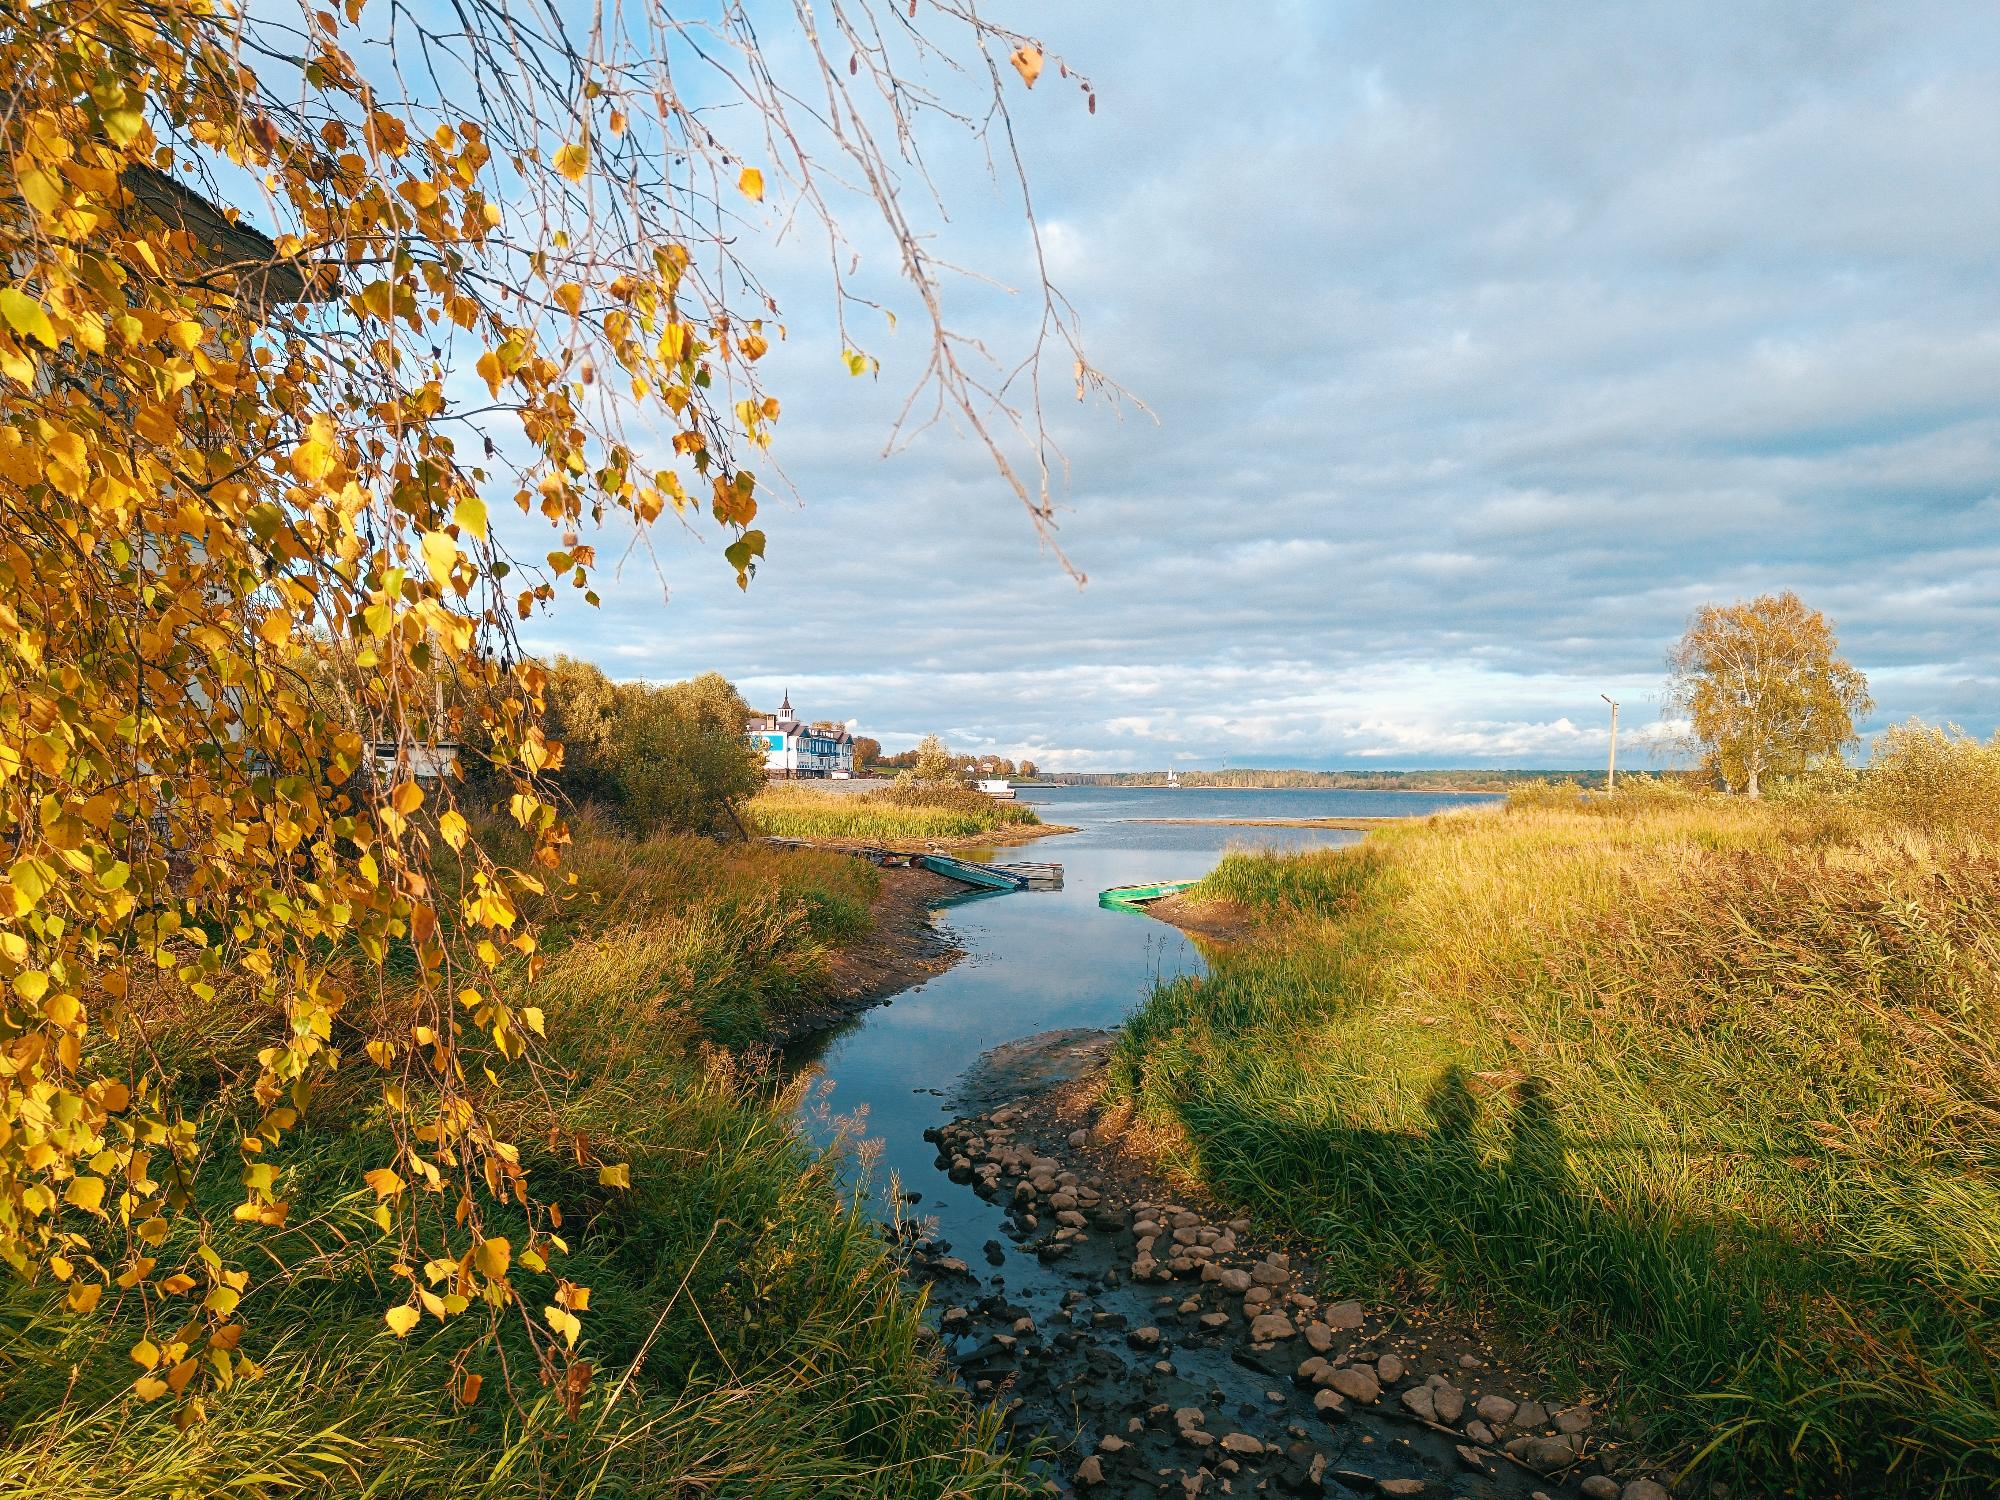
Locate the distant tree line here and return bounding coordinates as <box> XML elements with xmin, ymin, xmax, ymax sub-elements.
<box><xmin>1042</xmin><ymin>768</ymin><xmax>1588</xmax><ymax>792</ymax></box>
<box><xmin>865</xmin><ymin>743</ymin><xmax>1038</xmax><ymax>780</ymax></box>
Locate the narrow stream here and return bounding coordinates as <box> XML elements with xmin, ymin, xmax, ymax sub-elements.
<box><xmin>785</xmin><ymin>787</ymin><xmax>1549</xmax><ymax>1496</ymax></box>
<box><xmin>789</xmin><ymin>786</ymin><xmax>1495</xmax><ymax>1240</ymax></box>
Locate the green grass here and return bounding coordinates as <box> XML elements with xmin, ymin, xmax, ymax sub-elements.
<box><xmin>1111</xmin><ymin>796</ymin><xmax>2000</xmax><ymax>1497</ymax></box>
<box><xmin>750</xmin><ymin>784</ymin><xmax>1042</xmax><ymax>844</ymax></box>
<box><xmin>1</xmin><ymin>823</ymin><xmax>1033</xmax><ymax>1497</ymax></box>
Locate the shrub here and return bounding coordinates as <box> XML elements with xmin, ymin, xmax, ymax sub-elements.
<box><xmin>1863</xmin><ymin>720</ymin><xmax>2000</xmax><ymax>832</ymax></box>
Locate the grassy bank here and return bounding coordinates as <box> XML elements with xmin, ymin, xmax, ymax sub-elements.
<box><xmin>3</xmin><ymin>824</ymin><xmax>1031</xmax><ymax>1497</ymax></box>
<box><xmin>751</xmin><ymin>783</ymin><xmax>1043</xmax><ymax>844</ymax></box>
<box><xmin>1111</xmin><ymin>793</ymin><xmax>2000</xmax><ymax>1496</ymax></box>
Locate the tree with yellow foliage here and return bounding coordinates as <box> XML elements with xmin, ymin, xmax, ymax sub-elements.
<box><xmin>1668</xmin><ymin>591</ymin><xmax>1872</xmax><ymax>797</ymax></box>
<box><xmin>0</xmin><ymin>0</ymin><xmax>1100</xmax><ymax>1417</ymax></box>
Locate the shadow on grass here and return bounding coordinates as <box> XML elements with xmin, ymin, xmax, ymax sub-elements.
<box><xmin>1138</xmin><ymin>1061</ymin><xmax>2000</xmax><ymax>1497</ymax></box>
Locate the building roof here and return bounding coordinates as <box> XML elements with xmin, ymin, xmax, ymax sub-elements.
<box><xmin>119</xmin><ymin>162</ymin><xmax>332</xmax><ymax>311</ymax></box>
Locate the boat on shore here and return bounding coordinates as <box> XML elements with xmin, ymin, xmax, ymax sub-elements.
<box><xmin>1098</xmin><ymin>879</ymin><xmax>1198</xmax><ymax>912</ymax></box>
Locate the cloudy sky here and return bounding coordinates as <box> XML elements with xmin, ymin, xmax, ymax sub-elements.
<box><xmin>518</xmin><ymin>1</ymin><xmax>2000</xmax><ymax>770</ymax></box>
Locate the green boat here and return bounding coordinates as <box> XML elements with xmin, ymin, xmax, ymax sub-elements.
<box><xmin>1098</xmin><ymin>879</ymin><xmax>1198</xmax><ymax>912</ymax></box>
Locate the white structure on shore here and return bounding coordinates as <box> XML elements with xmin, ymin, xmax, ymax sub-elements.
<box><xmin>745</xmin><ymin>691</ymin><xmax>854</xmax><ymax>778</ymax></box>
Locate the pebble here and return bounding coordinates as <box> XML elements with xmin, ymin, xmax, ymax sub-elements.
<box><xmin>1474</xmin><ymin>1394</ymin><xmax>1517</xmax><ymax>1427</ymax></box>
<box><xmin>1327</xmin><ymin>1365</ymin><xmax>1381</xmax><ymax>1404</ymax></box>
<box><xmin>1313</xmin><ymin>1388</ymin><xmax>1345</xmax><ymax>1415</ymax></box>
<box><xmin>1248</xmin><ymin>1312</ymin><xmax>1296</xmax><ymax>1342</ymax></box>
<box><xmin>1620</xmin><ymin>1484</ymin><xmax>1672</xmax><ymax>1500</ymax></box>
<box><xmin>1322</xmin><ymin>1300</ymin><xmax>1365</xmax><ymax>1330</ymax></box>
<box><xmin>1097</xmin><ymin>1434</ymin><xmax>1128</xmax><ymax>1453</ymax></box>
<box><xmin>1555</xmin><ymin>1405</ymin><xmax>1593</xmax><ymax>1435</ymax></box>
<box><xmin>1219</xmin><ymin>1432</ymin><xmax>1263</xmax><ymax>1455</ymax></box>
<box><xmin>1510</xmin><ymin>1433</ymin><xmax>1583</xmax><ymax>1473</ymax></box>
<box><xmin>1075</xmin><ymin>1455</ymin><xmax>1104</xmax><ymax>1486</ymax></box>
<box><xmin>1580</xmin><ymin>1479</ymin><xmax>1619</xmax><ymax>1500</ymax></box>
<box><xmin>1400</xmin><ymin>1387</ymin><xmax>1437</xmax><ymax>1422</ymax></box>
<box><xmin>1376</xmin><ymin>1353</ymin><xmax>1405</xmax><ymax>1383</ymax></box>
<box><xmin>1302</xmin><ymin>1321</ymin><xmax>1335</xmax><ymax>1352</ymax></box>
<box><xmin>1378</xmin><ymin>1481</ymin><xmax>1426</xmax><ymax>1496</ymax></box>
<box><xmin>1431</xmin><ymin>1383</ymin><xmax>1466</xmax><ymax>1424</ymax></box>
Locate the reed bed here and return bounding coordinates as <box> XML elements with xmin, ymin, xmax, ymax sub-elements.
<box><xmin>750</xmin><ymin>783</ymin><xmax>1042</xmax><ymax>843</ymax></box>
<box><xmin>1112</xmin><ymin>794</ymin><xmax>2000</xmax><ymax>1497</ymax></box>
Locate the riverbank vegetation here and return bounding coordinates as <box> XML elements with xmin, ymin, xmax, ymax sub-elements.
<box><xmin>1112</xmin><ymin>758</ymin><xmax>2000</xmax><ymax>1496</ymax></box>
<box><xmin>752</xmin><ymin>781</ymin><xmax>1044</xmax><ymax>844</ymax></box>
<box><xmin>3</xmin><ymin>816</ymin><xmax>1030</xmax><ymax>1496</ymax></box>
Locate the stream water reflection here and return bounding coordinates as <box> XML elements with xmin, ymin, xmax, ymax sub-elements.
<box><xmin>786</xmin><ymin>786</ymin><xmax>1496</xmax><ymax>1263</ymax></box>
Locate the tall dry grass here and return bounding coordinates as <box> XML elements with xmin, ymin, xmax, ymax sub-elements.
<box><xmin>1113</xmin><ymin>794</ymin><xmax>2000</xmax><ymax>1496</ymax></box>
<box><xmin>750</xmin><ymin>782</ymin><xmax>1042</xmax><ymax>843</ymax></box>
<box><xmin>1</xmin><ymin>822</ymin><xmax>1033</xmax><ymax>1497</ymax></box>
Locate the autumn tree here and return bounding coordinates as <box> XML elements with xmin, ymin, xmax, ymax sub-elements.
<box><xmin>1668</xmin><ymin>592</ymin><xmax>1873</xmax><ymax>797</ymax></box>
<box><xmin>852</xmin><ymin>735</ymin><xmax>883</xmax><ymax>773</ymax></box>
<box><xmin>0</xmin><ymin>0</ymin><xmax>1102</xmax><ymax>1413</ymax></box>
<box><xmin>910</xmin><ymin>733</ymin><xmax>961</xmax><ymax>786</ymax></box>
<box><xmin>612</xmin><ymin>673</ymin><xmax>764</xmax><ymax>835</ymax></box>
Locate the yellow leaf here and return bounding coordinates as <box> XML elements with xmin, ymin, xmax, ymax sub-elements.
<box><xmin>842</xmin><ymin>348</ymin><xmax>870</xmax><ymax>377</ymax></box>
<box><xmin>454</xmin><ymin>494</ymin><xmax>488</xmax><ymax>539</ymax></box>
<box><xmin>457</xmin><ymin>1371</ymin><xmax>484</xmax><ymax>1404</ymax></box>
<box><xmin>17</xmin><ymin>167</ymin><xmax>60</xmax><ymax>218</ymax></box>
<box><xmin>11</xmin><ymin>970</ymin><xmax>48</xmax><ymax>1002</ymax></box>
<box><xmin>364</xmin><ymin>1167</ymin><xmax>405</xmax><ymax>1199</ymax></box>
<box><xmin>291</xmin><ymin>414</ymin><xmax>339</xmax><ymax>481</ymax></box>
<box><xmin>204</xmin><ymin>1285</ymin><xmax>240</xmax><ymax>1316</ymax></box>
<box><xmin>131</xmin><ymin>1338</ymin><xmax>161</xmax><ymax>1369</ymax></box>
<box><xmin>65</xmin><ymin>1175</ymin><xmax>106</xmax><ymax>1215</ymax></box>
<box><xmin>474</xmin><ymin>1236</ymin><xmax>510</xmax><ymax>1280</ymax></box>
<box><xmin>0</xmin><ymin>289</ymin><xmax>57</xmax><ymax>348</ymax></box>
<box><xmin>420</xmin><ymin>529</ymin><xmax>457</xmax><ymax>581</ymax></box>
<box><xmin>555</xmin><ymin>142</ymin><xmax>589</xmax><ymax>181</ymax></box>
<box><xmin>384</xmin><ymin>1304</ymin><xmax>421</xmax><ymax>1338</ymax></box>
<box><xmin>738</xmin><ymin>166</ymin><xmax>764</xmax><ymax>202</ymax></box>
<box><xmin>133</xmin><ymin>1375</ymin><xmax>169</xmax><ymax>1401</ymax></box>
<box><xmin>597</xmin><ymin>1163</ymin><xmax>630</xmax><ymax>1190</ymax></box>
<box><xmin>544</xmin><ymin>1304</ymin><xmax>581</xmax><ymax>1347</ymax></box>
<box><xmin>391</xmin><ymin>781</ymin><xmax>424</xmax><ymax>815</ymax></box>
<box><xmin>167</xmin><ymin>321</ymin><xmax>204</xmax><ymax>353</ymax></box>
<box><xmin>439</xmin><ymin>810</ymin><xmax>468</xmax><ymax>851</ymax></box>
<box><xmin>554</xmin><ymin>283</ymin><xmax>583</xmax><ymax>316</ymax></box>
<box><xmin>1010</xmin><ymin>45</ymin><xmax>1043</xmax><ymax>88</ymax></box>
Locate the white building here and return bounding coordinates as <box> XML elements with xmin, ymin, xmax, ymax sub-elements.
<box><xmin>745</xmin><ymin>692</ymin><xmax>854</xmax><ymax>779</ymax></box>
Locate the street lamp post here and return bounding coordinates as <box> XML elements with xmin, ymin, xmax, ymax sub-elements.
<box><xmin>1601</xmin><ymin>693</ymin><xmax>1619</xmax><ymax>794</ymax></box>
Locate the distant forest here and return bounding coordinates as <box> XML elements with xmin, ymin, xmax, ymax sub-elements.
<box><xmin>1036</xmin><ymin>768</ymin><xmax>1608</xmax><ymax>792</ymax></box>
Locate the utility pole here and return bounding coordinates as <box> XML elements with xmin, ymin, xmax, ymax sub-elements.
<box><xmin>1601</xmin><ymin>694</ymin><xmax>1619</xmax><ymax>793</ymax></box>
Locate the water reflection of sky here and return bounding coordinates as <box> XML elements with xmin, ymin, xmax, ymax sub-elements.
<box><xmin>789</xmin><ymin>786</ymin><xmax>1498</xmax><ymax>1257</ymax></box>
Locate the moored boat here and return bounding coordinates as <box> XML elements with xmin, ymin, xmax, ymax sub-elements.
<box><xmin>1098</xmin><ymin>879</ymin><xmax>1198</xmax><ymax>912</ymax></box>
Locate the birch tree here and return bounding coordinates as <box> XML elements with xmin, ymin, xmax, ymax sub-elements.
<box><xmin>1668</xmin><ymin>592</ymin><xmax>1872</xmax><ymax>797</ymax></box>
<box><xmin>0</xmin><ymin>0</ymin><xmax>1101</xmax><ymax>1411</ymax></box>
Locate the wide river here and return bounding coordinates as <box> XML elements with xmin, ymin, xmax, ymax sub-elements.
<box><xmin>788</xmin><ymin>785</ymin><xmax>1500</xmax><ymax>1265</ymax></box>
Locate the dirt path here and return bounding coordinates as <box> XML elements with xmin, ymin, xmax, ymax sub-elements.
<box><xmin>909</xmin><ymin>1030</ymin><xmax>1679</xmax><ymax>1500</ymax></box>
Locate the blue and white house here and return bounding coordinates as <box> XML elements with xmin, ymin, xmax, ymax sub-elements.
<box><xmin>745</xmin><ymin>692</ymin><xmax>855</xmax><ymax>779</ymax></box>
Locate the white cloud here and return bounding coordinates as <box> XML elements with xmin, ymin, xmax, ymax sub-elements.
<box><xmin>516</xmin><ymin>1</ymin><xmax>2000</xmax><ymax>769</ymax></box>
